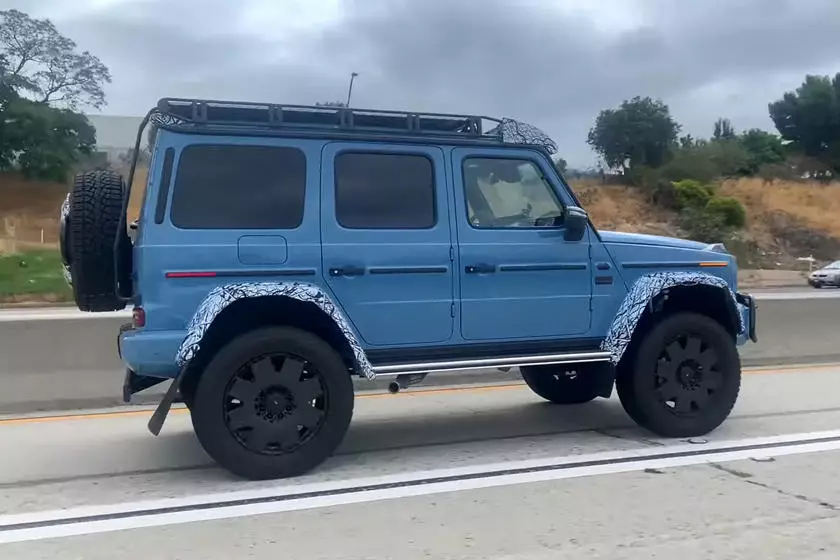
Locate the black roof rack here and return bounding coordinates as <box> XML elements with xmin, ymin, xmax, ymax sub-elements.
<box><xmin>154</xmin><ymin>97</ymin><xmax>506</xmax><ymax>142</ymax></box>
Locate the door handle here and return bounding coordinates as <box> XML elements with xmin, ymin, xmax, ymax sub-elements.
<box><xmin>465</xmin><ymin>263</ymin><xmax>496</xmax><ymax>274</ymax></box>
<box><xmin>329</xmin><ymin>265</ymin><xmax>366</xmax><ymax>277</ymax></box>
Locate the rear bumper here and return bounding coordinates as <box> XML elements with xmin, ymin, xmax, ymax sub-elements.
<box><xmin>735</xmin><ymin>292</ymin><xmax>757</xmax><ymax>344</ymax></box>
<box><xmin>118</xmin><ymin>327</ymin><xmax>183</xmax><ymax>378</ymax></box>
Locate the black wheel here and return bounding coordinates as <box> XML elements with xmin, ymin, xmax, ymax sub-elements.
<box><xmin>191</xmin><ymin>327</ymin><xmax>354</xmax><ymax>480</ymax></box>
<box><xmin>616</xmin><ymin>312</ymin><xmax>741</xmax><ymax>438</ymax></box>
<box><xmin>65</xmin><ymin>170</ymin><xmax>131</xmax><ymax>312</ymax></box>
<box><xmin>520</xmin><ymin>364</ymin><xmax>602</xmax><ymax>404</ymax></box>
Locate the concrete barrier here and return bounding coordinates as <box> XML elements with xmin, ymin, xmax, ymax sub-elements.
<box><xmin>0</xmin><ymin>292</ymin><xmax>837</xmax><ymax>414</ymax></box>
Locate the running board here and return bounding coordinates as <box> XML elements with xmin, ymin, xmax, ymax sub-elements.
<box><xmin>371</xmin><ymin>351</ymin><xmax>611</xmax><ymax>376</ymax></box>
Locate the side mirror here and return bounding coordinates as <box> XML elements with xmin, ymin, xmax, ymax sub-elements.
<box><xmin>563</xmin><ymin>206</ymin><xmax>588</xmax><ymax>242</ymax></box>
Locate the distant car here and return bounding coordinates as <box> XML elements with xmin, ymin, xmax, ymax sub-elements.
<box><xmin>808</xmin><ymin>261</ymin><xmax>840</xmax><ymax>288</ymax></box>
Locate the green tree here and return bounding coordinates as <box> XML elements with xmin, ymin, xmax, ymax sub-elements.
<box><xmin>739</xmin><ymin>128</ymin><xmax>786</xmax><ymax>174</ymax></box>
<box><xmin>587</xmin><ymin>96</ymin><xmax>681</xmax><ymax>173</ymax></box>
<box><xmin>713</xmin><ymin>118</ymin><xmax>736</xmax><ymax>140</ymax></box>
<box><xmin>2</xmin><ymin>97</ymin><xmax>95</xmax><ymax>181</ymax></box>
<box><xmin>769</xmin><ymin>73</ymin><xmax>840</xmax><ymax>176</ymax></box>
<box><xmin>554</xmin><ymin>157</ymin><xmax>567</xmax><ymax>174</ymax></box>
<box><xmin>0</xmin><ymin>9</ymin><xmax>111</xmax><ymax>109</ymax></box>
<box><xmin>0</xmin><ymin>9</ymin><xmax>103</xmax><ymax>181</ymax></box>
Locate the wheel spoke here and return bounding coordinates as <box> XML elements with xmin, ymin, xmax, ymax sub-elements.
<box><xmin>295</xmin><ymin>377</ymin><xmax>322</xmax><ymax>403</ymax></box>
<box><xmin>277</xmin><ymin>357</ymin><xmax>305</xmax><ymax>385</ymax></box>
<box><xmin>228</xmin><ymin>378</ymin><xmax>259</xmax><ymax>403</ymax></box>
<box><xmin>248</xmin><ymin>424</ymin><xmax>276</xmax><ymax>450</ymax></box>
<box><xmin>691</xmin><ymin>390</ymin><xmax>711</xmax><ymax>411</ymax></box>
<box><xmin>656</xmin><ymin>357</ymin><xmax>677</xmax><ymax>379</ymax></box>
<box><xmin>250</xmin><ymin>357</ymin><xmax>277</xmax><ymax>387</ymax></box>
<box><xmin>698</xmin><ymin>348</ymin><xmax>718</xmax><ymax>370</ymax></box>
<box><xmin>227</xmin><ymin>405</ymin><xmax>254</xmax><ymax>431</ymax></box>
<box><xmin>274</xmin><ymin>421</ymin><xmax>302</xmax><ymax>445</ymax></box>
<box><xmin>292</xmin><ymin>403</ymin><xmax>324</xmax><ymax>429</ymax></box>
<box><xmin>664</xmin><ymin>341</ymin><xmax>686</xmax><ymax>363</ymax></box>
<box><xmin>685</xmin><ymin>336</ymin><xmax>702</xmax><ymax>359</ymax></box>
<box><xmin>673</xmin><ymin>395</ymin><xmax>693</xmax><ymax>414</ymax></box>
<box><xmin>703</xmin><ymin>368</ymin><xmax>723</xmax><ymax>390</ymax></box>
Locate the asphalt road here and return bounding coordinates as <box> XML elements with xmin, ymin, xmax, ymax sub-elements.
<box><xmin>0</xmin><ymin>289</ymin><xmax>838</xmax><ymax>414</ymax></box>
<box><xmin>1</xmin><ymin>363</ymin><xmax>839</xmax><ymax>558</ymax></box>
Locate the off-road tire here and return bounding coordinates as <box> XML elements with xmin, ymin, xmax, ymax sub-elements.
<box><xmin>66</xmin><ymin>170</ymin><xmax>131</xmax><ymax>312</ymax></box>
<box><xmin>616</xmin><ymin>312</ymin><xmax>741</xmax><ymax>438</ymax></box>
<box><xmin>191</xmin><ymin>327</ymin><xmax>354</xmax><ymax>480</ymax></box>
<box><xmin>520</xmin><ymin>364</ymin><xmax>601</xmax><ymax>404</ymax></box>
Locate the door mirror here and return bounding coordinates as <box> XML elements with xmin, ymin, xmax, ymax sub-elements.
<box><xmin>563</xmin><ymin>206</ymin><xmax>588</xmax><ymax>242</ymax></box>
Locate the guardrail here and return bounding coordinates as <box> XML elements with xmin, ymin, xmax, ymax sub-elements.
<box><xmin>0</xmin><ymin>292</ymin><xmax>837</xmax><ymax>414</ymax></box>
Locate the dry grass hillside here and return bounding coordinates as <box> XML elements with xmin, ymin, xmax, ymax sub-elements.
<box><xmin>2</xmin><ymin>169</ymin><xmax>839</xmax><ymax>271</ymax></box>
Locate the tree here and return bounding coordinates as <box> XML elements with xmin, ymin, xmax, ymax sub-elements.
<box><xmin>0</xmin><ymin>9</ymin><xmax>111</xmax><ymax>109</ymax></box>
<box><xmin>739</xmin><ymin>128</ymin><xmax>786</xmax><ymax>174</ymax></box>
<box><xmin>713</xmin><ymin>118</ymin><xmax>736</xmax><ymax>140</ymax></box>
<box><xmin>587</xmin><ymin>96</ymin><xmax>681</xmax><ymax>173</ymax></box>
<box><xmin>769</xmin><ymin>73</ymin><xmax>840</xmax><ymax>176</ymax></box>
<box><xmin>554</xmin><ymin>157</ymin><xmax>567</xmax><ymax>174</ymax></box>
<box><xmin>1</xmin><ymin>96</ymin><xmax>96</xmax><ymax>181</ymax></box>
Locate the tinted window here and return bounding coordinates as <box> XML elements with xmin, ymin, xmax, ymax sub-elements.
<box><xmin>170</xmin><ymin>144</ymin><xmax>306</xmax><ymax>229</ymax></box>
<box><xmin>335</xmin><ymin>152</ymin><xmax>436</xmax><ymax>229</ymax></box>
<box><xmin>462</xmin><ymin>157</ymin><xmax>564</xmax><ymax>228</ymax></box>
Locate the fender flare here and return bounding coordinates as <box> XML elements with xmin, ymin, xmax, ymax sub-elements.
<box><xmin>600</xmin><ymin>272</ymin><xmax>744</xmax><ymax>364</ymax></box>
<box><xmin>174</xmin><ymin>281</ymin><xmax>375</xmax><ymax>379</ymax></box>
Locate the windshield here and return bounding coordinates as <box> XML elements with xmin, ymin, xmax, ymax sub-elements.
<box><xmin>825</xmin><ymin>261</ymin><xmax>840</xmax><ymax>269</ymax></box>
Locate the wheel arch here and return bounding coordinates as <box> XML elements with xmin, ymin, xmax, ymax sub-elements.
<box><xmin>176</xmin><ymin>282</ymin><xmax>375</xmax><ymax>399</ymax></box>
<box><xmin>602</xmin><ymin>272</ymin><xmax>743</xmax><ymax>370</ymax></box>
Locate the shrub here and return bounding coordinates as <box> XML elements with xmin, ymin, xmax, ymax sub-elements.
<box><xmin>673</xmin><ymin>179</ymin><xmax>715</xmax><ymax>209</ymax></box>
<box><xmin>706</xmin><ymin>196</ymin><xmax>747</xmax><ymax>228</ymax></box>
<box><xmin>678</xmin><ymin>207</ymin><xmax>728</xmax><ymax>243</ymax></box>
<box><xmin>661</xmin><ymin>149</ymin><xmax>720</xmax><ymax>183</ymax></box>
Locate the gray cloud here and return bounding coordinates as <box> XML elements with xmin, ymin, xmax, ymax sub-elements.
<box><xmin>4</xmin><ymin>0</ymin><xmax>840</xmax><ymax>165</ymax></box>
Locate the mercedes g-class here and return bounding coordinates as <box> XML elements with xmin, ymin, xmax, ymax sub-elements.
<box><xmin>59</xmin><ymin>98</ymin><xmax>757</xmax><ymax>480</ymax></box>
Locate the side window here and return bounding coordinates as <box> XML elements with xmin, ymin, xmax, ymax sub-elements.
<box><xmin>462</xmin><ymin>157</ymin><xmax>565</xmax><ymax>229</ymax></box>
<box><xmin>335</xmin><ymin>152</ymin><xmax>436</xmax><ymax>229</ymax></box>
<box><xmin>170</xmin><ymin>144</ymin><xmax>306</xmax><ymax>229</ymax></box>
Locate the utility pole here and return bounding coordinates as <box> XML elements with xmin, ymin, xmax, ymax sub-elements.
<box><xmin>346</xmin><ymin>72</ymin><xmax>359</xmax><ymax>107</ymax></box>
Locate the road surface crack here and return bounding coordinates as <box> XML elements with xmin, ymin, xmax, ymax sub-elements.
<box><xmin>709</xmin><ymin>462</ymin><xmax>840</xmax><ymax>512</ymax></box>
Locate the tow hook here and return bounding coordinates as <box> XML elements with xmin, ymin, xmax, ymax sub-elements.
<box><xmin>387</xmin><ymin>373</ymin><xmax>428</xmax><ymax>394</ymax></box>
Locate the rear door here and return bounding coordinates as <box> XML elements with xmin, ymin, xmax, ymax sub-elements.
<box><xmin>320</xmin><ymin>143</ymin><xmax>455</xmax><ymax>347</ymax></box>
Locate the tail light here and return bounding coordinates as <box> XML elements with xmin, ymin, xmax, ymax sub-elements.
<box><xmin>132</xmin><ymin>307</ymin><xmax>146</xmax><ymax>328</ymax></box>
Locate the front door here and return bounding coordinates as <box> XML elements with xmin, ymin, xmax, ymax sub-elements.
<box><xmin>321</xmin><ymin>142</ymin><xmax>455</xmax><ymax>347</ymax></box>
<box><xmin>452</xmin><ymin>147</ymin><xmax>593</xmax><ymax>341</ymax></box>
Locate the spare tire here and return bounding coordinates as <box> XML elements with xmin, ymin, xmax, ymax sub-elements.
<box><xmin>66</xmin><ymin>169</ymin><xmax>131</xmax><ymax>312</ymax></box>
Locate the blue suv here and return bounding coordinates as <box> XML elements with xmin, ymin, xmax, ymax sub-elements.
<box><xmin>59</xmin><ymin>98</ymin><xmax>757</xmax><ymax>480</ymax></box>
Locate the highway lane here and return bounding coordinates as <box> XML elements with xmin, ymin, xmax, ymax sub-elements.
<box><xmin>0</xmin><ymin>363</ymin><xmax>839</xmax><ymax>558</ymax></box>
<box><xmin>1</xmin><ymin>289</ymin><xmax>839</xmax><ymax>414</ymax></box>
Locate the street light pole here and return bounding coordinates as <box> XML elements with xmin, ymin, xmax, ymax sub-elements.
<box><xmin>346</xmin><ymin>72</ymin><xmax>359</xmax><ymax>107</ymax></box>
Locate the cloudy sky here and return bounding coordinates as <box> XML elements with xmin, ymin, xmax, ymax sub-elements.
<box><xmin>5</xmin><ymin>0</ymin><xmax>840</xmax><ymax>166</ymax></box>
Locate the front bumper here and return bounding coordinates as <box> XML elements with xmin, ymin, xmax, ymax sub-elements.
<box><xmin>735</xmin><ymin>292</ymin><xmax>757</xmax><ymax>344</ymax></box>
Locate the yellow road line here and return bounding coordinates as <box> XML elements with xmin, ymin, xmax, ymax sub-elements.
<box><xmin>0</xmin><ymin>363</ymin><xmax>836</xmax><ymax>426</ymax></box>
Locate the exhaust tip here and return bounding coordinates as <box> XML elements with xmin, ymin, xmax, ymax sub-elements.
<box><xmin>387</xmin><ymin>381</ymin><xmax>401</xmax><ymax>394</ymax></box>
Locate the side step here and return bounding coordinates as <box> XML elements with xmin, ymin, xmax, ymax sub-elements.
<box><xmin>371</xmin><ymin>351</ymin><xmax>611</xmax><ymax>377</ymax></box>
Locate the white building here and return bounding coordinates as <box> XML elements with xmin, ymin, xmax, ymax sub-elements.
<box><xmin>84</xmin><ymin>114</ymin><xmax>145</xmax><ymax>163</ymax></box>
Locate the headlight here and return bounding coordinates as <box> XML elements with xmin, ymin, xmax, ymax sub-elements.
<box><xmin>704</xmin><ymin>243</ymin><xmax>729</xmax><ymax>254</ymax></box>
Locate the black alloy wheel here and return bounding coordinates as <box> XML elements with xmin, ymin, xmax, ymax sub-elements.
<box><xmin>223</xmin><ymin>353</ymin><xmax>326</xmax><ymax>454</ymax></box>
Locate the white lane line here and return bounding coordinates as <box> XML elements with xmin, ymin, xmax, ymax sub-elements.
<box><xmin>1</xmin><ymin>429</ymin><xmax>840</xmax><ymax>544</ymax></box>
<box><xmin>0</xmin><ymin>309</ymin><xmax>131</xmax><ymax>322</ymax></box>
<box><xmin>753</xmin><ymin>290</ymin><xmax>840</xmax><ymax>300</ymax></box>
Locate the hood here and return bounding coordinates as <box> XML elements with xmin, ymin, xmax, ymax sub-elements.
<box><xmin>599</xmin><ymin>230</ymin><xmax>710</xmax><ymax>251</ymax></box>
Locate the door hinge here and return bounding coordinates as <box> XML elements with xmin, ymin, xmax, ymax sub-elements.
<box><xmin>450</xmin><ymin>302</ymin><xmax>456</xmax><ymax>317</ymax></box>
<box><xmin>449</xmin><ymin>246</ymin><xmax>455</xmax><ymax>262</ymax></box>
